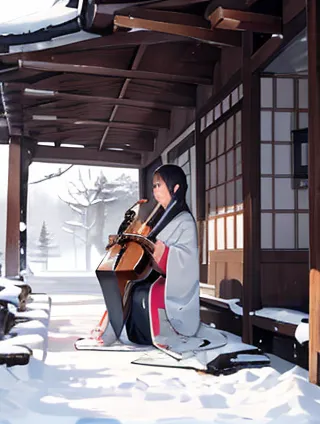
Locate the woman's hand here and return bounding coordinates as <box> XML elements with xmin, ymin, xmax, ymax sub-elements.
<box><xmin>153</xmin><ymin>239</ymin><xmax>166</xmax><ymax>263</ymax></box>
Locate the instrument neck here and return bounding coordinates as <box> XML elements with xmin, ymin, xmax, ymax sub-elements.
<box><xmin>147</xmin><ymin>197</ymin><xmax>178</xmax><ymax>241</ymax></box>
<box><xmin>137</xmin><ymin>202</ymin><xmax>161</xmax><ymax>234</ymax></box>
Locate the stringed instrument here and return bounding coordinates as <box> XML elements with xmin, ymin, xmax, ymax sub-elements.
<box><xmin>95</xmin><ymin>199</ymin><xmax>163</xmax><ymax>337</ymax></box>
<box><xmin>98</xmin><ymin>200</ymin><xmax>162</xmax><ymax>279</ymax></box>
<box><xmin>94</xmin><ymin>196</ymin><xmax>178</xmax><ymax>338</ymax></box>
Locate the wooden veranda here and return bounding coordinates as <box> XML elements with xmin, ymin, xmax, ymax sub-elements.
<box><xmin>1</xmin><ymin>0</ymin><xmax>320</xmax><ymax>384</ymax></box>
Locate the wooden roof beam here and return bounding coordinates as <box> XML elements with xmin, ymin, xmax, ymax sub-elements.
<box><xmin>84</xmin><ymin>2</ymin><xmax>209</xmax><ymax>32</ymax></box>
<box><xmin>22</xmin><ymin>89</ymin><xmax>180</xmax><ymax>111</ymax></box>
<box><xmin>5</xmin><ymin>82</ymin><xmax>195</xmax><ymax>108</ymax></box>
<box><xmin>26</xmin><ymin>106</ymin><xmax>170</xmax><ymax>128</ymax></box>
<box><xmin>0</xmin><ymin>32</ymin><xmax>190</xmax><ymax>66</ymax></box>
<box><xmin>26</xmin><ymin>116</ymin><xmax>162</xmax><ymax>131</ymax></box>
<box><xmin>115</xmin><ymin>7</ymin><xmax>211</xmax><ymax>29</ymax></box>
<box><xmin>113</xmin><ymin>10</ymin><xmax>241</xmax><ymax>47</ymax></box>
<box><xmin>208</xmin><ymin>7</ymin><xmax>282</xmax><ymax>34</ymax></box>
<box><xmin>33</xmin><ymin>145</ymin><xmax>141</xmax><ymax>167</ymax></box>
<box><xmin>29</xmin><ymin>133</ymin><xmax>155</xmax><ymax>152</ymax></box>
<box><xmin>19</xmin><ymin>60</ymin><xmax>212</xmax><ymax>85</ymax></box>
<box><xmin>146</xmin><ymin>0</ymin><xmax>211</xmax><ymax>9</ymax></box>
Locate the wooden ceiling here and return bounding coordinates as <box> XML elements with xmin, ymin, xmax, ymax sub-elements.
<box><xmin>0</xmin><ymin>0</ymin><xmax>281</xmax><ymax>168</ymax></box>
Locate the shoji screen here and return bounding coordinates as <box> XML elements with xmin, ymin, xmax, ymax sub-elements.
<box><xmin>202</xmin><ymin>85</ymin><xmax>244</xmax><ymax>297</ymax></box>
<box><xmin>260</xmin><ymin>76</ymin><xmax>309</xmax><ymax>250</ymax></box>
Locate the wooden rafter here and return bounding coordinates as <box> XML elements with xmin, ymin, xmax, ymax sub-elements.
<box><xmin>22</xmin><ymin>88</ymin><xmax>179</xmax><ymax>111</ymax></box>
<box><xmin>25</xmin><ymin>106</ymin><xmax>169</xmax><ymax>127</ymax></box>
<box><xmin>32</xmin><ymin>136</ymin><xmax>154</xmax><ymax>150</ymax></box>
<box><xmin>208</xmin><ymin>7</ymin><xmax>282</xmax><ymax>34</ymax></box>
<box><xmin>99</xmin><ymin>44</ymin><xmax>147</xmax><ymax>151</ymax></box>
<box><xmin>0</xmin><ymin>66</ymin><xmax>19</xmax><ymax>75</ymax></box>
<box><xmin>25</xmin><ymin>106</ymin><xmax>170</xmax><ymax>128</ymax></box>
<box><xmin>250</xmin><ymin>35</ymin><xmax>283</xmax><ymax>72</ymax></box>
<box><xmin>37</xmin><ymin>139</ymin><xmax>154</xmax><ymax>153</ymax></box>
<box><xmin>18</xmin><ymin>60</ymin><xmax>212</xmax><ymax>85</ymax></box>
<box><xmin>25</xmin><ymin>116</ymin><xmax>161</xmax><ymax>131</ymax></box>
<box><xmin>113</xmin><ymin>10</ymin><xmax>242</xmax><ymax>47</ymax></box>
<box><xmin>5</xmin><ymin>78</ymin><xmax>196</xmax><ymax>109</ymax></box>
<box><xmin>28</xmin><ymin>128</ymin><xmax>103</xmax><ymax>140</ymax></box>
<box><xmin>147</xmin><ymin>0</ymin><xmax>210</xmax><ymax>10</ymax></box>
<box><xmin>84</xmin><ymin>1</ymin><xmax>211</xmax><ymax>32</ymax></box>
<box><xmin>30</xmin><ymin>131</ymin><xmax>155</xmax><ymax>152</ymax></box>
<box><xmin>0</xmin><ymin>33</ymin><xmax>190</xmax><ymax>66</ymax></box>
<box><xmin>115</xmin><ymin>7</ymin><xmax>211</xmax><ymax>28</ymax></box>
<box><xmin>34</xmin><ymin>146</ymin><xmax>141</xmax><ymax>167</ymax></box>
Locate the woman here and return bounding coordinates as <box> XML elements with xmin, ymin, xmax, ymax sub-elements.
<box><xmin>125</xmin><ymin>164</ymin><xmax>201</xmax><ymax>345</ymax></box>
<box><xmin>76</xmin><ymin>164</ymin><xmax>226</xmax><ymax>355</ymax></box>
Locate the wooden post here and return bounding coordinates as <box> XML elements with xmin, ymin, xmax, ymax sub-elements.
<box><xmin>195</xmin><ymin>118</ymin><xmax>205</xmax><ymax>222</ymax></box>
<box><xmin>195</xmin><ymin>116</ymin><xmax>207</xmax><ymax>283</ymax></box>
<box><xmin>139</xmin><ymin>167</ymin><xmax>145</xmax><ymax>199</ymax></box>
<box><xmin>306</xmin><ymin>0</ymin><xmax>320</xmax><ymax>385</ymax></box>
<box><xmin>20</xmin><ymin>143</ymin><xmax>33</xmax><ymax>272</ymax></box>
<box><xmin>241</xmin><ymin>31</ymin><xmax>262</xmax><ymax>344</ymax></box>
<box><xmin>5</xmin><ymin>137</ymin><xmax>21</xmax><ymax>277</ymax></box>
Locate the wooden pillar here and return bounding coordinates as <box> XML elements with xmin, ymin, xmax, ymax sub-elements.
<box><xmin>139</xmin><ymin>167</ymin><xmax>145</xmax><ymax>199</ymax></box>
<box><xmin>195</xmin><ymin>118</ymin><xmax>205</xmax><ymax>222</ymax></box>
<box><xmin>20</xmin><ymin>143</ymin><xmax>32</xmax><ymax>272</ymax></box>
<box><xmin>306</xmin><ymin>0</ymin><xmax>320</xmax><ymax>385</ymax></box>
<box><xmin>5</xmin><ymin>137</ymin><xmax>21</xmax><ymax>277</ymax></box>
<box><xmin>241</xmin><ymin>31</ymin><xmax>262</xmax><ymax>344</ymax></box>
<box><xmin>195</xmin><ymin>116</ymin><xmax>207</xmax><ymax>283</ymax></box>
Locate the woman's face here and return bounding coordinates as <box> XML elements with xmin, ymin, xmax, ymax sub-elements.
<box><xmin>153</xmin><ymin>174</ymin><xmax>172</xmax><ymax>209</ymax></box>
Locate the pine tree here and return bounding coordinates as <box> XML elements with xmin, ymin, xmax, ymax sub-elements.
<box><xmin>28</xmin><ymin>222</ymin><xmax>60</xmax><ymax>271</ymax></box>
<box><xmin>37</xmin><ymin>221</ymin><xmax>53</xmax><ymax>270</ymax></box>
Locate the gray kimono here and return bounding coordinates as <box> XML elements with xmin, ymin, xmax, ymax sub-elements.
<box><xmin>156</xmin><ymin>210</ymin><xmax>200</xmax><ymax>337</ymax></box>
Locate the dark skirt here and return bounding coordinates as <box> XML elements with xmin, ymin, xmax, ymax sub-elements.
<box><xmin>125</xmin><ymin>280</ymin><xmax>153</xmax><ymax>345</ymax></box>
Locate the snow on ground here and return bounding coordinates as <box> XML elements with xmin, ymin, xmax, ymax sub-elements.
<box><xmin>1</xmin><ymin>274</ymin><xmax>320</xmax><ymax>424</ymax></box>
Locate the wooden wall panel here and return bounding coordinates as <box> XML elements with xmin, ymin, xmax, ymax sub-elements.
<box><xmin>208</xmin><ymin>250</ymin><xmax>243</xmax><ymax>300</ymax></box>
<box><xmin>260</xmin><ymin>250</ymin><xmax>309</xmax><ymax>312</ymax></box>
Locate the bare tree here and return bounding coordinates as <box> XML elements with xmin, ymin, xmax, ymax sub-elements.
<box><xmin>60</xmin><ymin>170</ymin><xmax>138</xmax><ymax>271</ymax></box>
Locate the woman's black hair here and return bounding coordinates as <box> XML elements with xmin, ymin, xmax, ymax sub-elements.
<box><xmin>148</xmin><ymin>164</ymin><xmax>192</xmax><ymax>240</ymax></box>
<box><xmin>154</xmin><ymin>163</ymin><xmax>188</xmax><ymax>202</ymax></box>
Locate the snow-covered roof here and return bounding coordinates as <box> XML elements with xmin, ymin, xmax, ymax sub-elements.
<box><xmin>0</xmin><ymin>0</ymin><xmax>81</xmax><ymax>35</ymax></box>
<box><xmin>0</xmin><ymin>0</ymin><xmax>97</xmax><ymax>52</ymax></box>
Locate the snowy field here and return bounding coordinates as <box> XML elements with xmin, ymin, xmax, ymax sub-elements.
<box><xmin>1</xmin><ymin>274</ymin><xmax>320</xmax><ymax>424</ymax></box>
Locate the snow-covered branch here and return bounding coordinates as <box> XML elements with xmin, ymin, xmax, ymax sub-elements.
<box><xmin>29</xmin><ymin>165</ymin><xmax>73</xmax><ymax>185</ymax></box>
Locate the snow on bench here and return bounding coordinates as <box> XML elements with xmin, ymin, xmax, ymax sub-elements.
<box><xmin>0</xmin><ymin>280</ymin><xmax>51</xmax><ymax>367</ymax></box>
<box><xmin>199</xmin><ymin>291</ymin><xmax>309</xmax><ymax>345</ymax></box>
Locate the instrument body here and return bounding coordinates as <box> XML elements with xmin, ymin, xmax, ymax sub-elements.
<box><xmin>95</xmin><ymin>200</ymin><xmax>162</xmax><ymax>337</ymax></box>
<box><xmin>98</xmin><ymin>200</ymin><xmax>161</xmax><ymax>273</ymax></box>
